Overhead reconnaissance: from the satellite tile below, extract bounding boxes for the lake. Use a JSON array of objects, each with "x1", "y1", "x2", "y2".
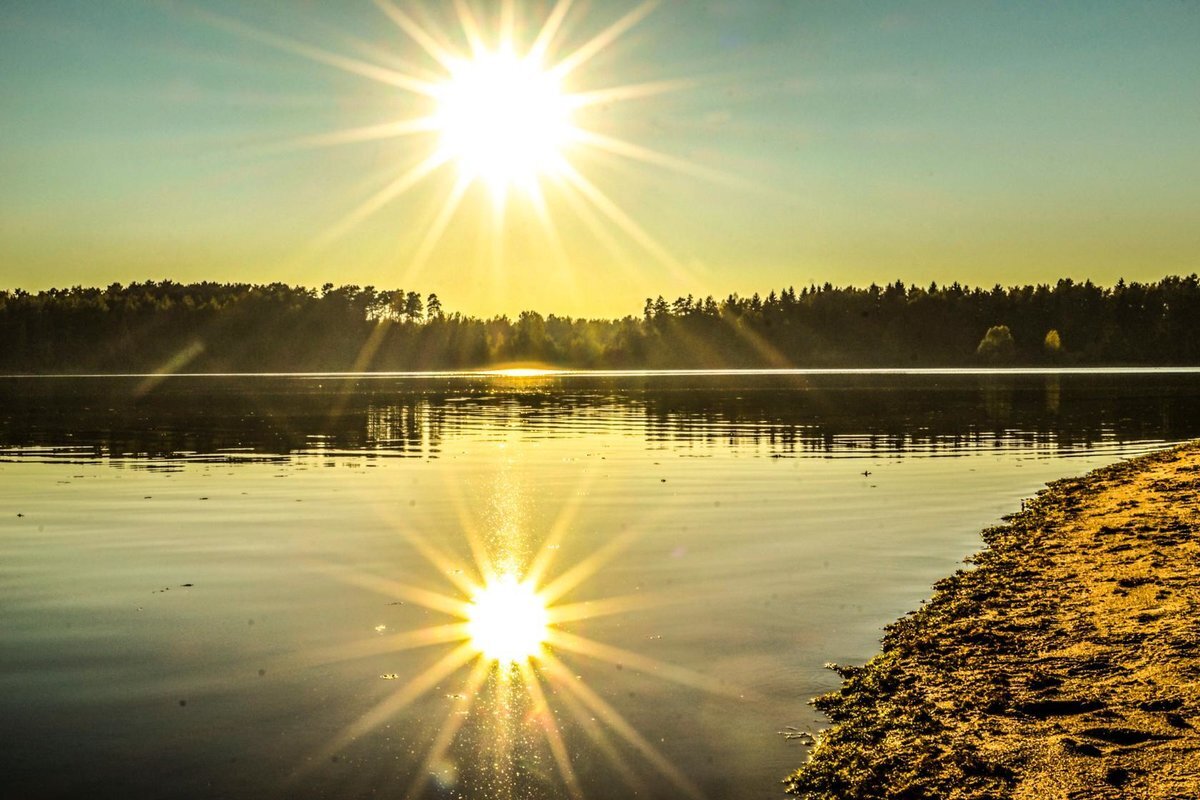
[{"x1": 2, "y1": 370, "x2": 1198, "y2": 799}]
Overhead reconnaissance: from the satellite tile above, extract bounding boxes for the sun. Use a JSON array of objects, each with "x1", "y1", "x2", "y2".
[
  {"x1": 432, "y1": 48, "x2": 573, "y2": 193},
  {"x1": 199, "y1": 0, "x2": 710, "y2": 279},
  {"x1": 465, "y1": 572, "x2": 549, "y2": 662}
]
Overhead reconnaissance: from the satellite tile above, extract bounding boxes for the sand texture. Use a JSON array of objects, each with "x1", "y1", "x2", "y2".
[{"x1": 786, "y1": 442, "x2": 1200, "y2": 799}]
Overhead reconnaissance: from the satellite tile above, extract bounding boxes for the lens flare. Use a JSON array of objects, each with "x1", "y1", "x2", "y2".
[{"x1": 466, "y1": 573, "x2": 549, "y2": 662}]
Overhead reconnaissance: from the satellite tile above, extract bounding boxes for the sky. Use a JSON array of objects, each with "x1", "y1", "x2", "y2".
[{"x1": 1, "y1": 0, "x2": 1198, "y2": 317}]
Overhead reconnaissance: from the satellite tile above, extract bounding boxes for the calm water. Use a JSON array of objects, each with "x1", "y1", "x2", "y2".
[{"x1": 2, "y1": 370, "x2": 1198, "y2": 799}]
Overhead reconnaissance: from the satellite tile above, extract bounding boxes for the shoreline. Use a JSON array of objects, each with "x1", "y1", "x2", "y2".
[
  {"x1": 4, "y1": 366, "x2": 1200, "y2": 378},
  {"x1": 786, "y1": 442, "x2": 1200, "y2": 799}
]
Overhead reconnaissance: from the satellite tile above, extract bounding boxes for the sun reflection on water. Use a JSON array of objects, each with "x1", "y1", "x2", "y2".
[
  {"x1": 303, "y1": 473, "x2": 741, "y2": 800},
  {"x1": 465, "y1": 574, "x2": 548, "y2": 663}
]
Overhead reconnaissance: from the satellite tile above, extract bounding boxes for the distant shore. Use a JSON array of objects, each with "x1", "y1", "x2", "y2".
[
  {"x1": 786, "y1": 442, "x2": 1200, "y2": 799},
  {"x1": 4, "y1": 277, "x2": 1200, "y2": 373}
]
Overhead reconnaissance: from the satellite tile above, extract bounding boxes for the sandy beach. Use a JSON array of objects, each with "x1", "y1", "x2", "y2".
[{"x1": 787, "y1": 442, "x2": 1200, "y2": 799}]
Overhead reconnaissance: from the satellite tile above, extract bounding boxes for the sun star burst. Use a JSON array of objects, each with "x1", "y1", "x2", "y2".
[
  {"x1": 200, "y1": 0, "x2": 712, "y2": 281},
  {"x1": 432, "y1": 48, "x2": 574, "y2": 194},
  {"x1": 298, "y1": 485, "x2": 748, "y2": 800},
  {"x1": 465, "y1": 573, "x2": 549, "y2": 662}
]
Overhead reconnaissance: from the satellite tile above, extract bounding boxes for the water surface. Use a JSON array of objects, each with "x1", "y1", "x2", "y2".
[{"x1": 2, "y1": 370, "x2": 1197, "y2": 799}]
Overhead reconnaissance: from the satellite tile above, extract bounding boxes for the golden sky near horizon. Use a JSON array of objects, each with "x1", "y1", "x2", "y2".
[{"x1": 1, "y1": 0, "x2": 1198, "y2": 317}]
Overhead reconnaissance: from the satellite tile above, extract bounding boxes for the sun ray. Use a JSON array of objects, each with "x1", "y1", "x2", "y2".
[
  {"x1": 306, "y1": 622, "x2": 472, "y2": 667},
  {"x1": 570, "y1": 77, "x2": 694, "y2": 108},
  {"x1": 322, "y1": 317, "x2": 398, "y2": 425},
  {"x1": 524, "y1": 469, "x2": 596, "y2": 586},
  {"x1": 538, "y1": 525, "x2": 640, "y2": 605},
  {"x1": 321, "y1": 641, "x2": 479, "y2": 758},
  {"x1": 339, "y1": 477, "x2": 484, "y2": 598},
  {"x1": 719, "y1": 312, "x2": 795, "y2": 368},
  {"x1": 413, "y1": 535, "x2": 483, "y2": 599},
  {"x1": 133, "y1": 341, "x2": 205, "y2": 398},
  {"x1": 548, "y1": 169, "x2": 637, "y2": 265},
  {"x1": 519, "y1": 660, "x2": 585, "y2": 800},
  {"x1": 521, "y1": 177, "x2": 575, "y2": 278},
  {"x1": 540, "y1": 653, "x2": 705, "y2": 800},
  {"x1": 267, "y1": 118, "x2": 438, "y2": 153},
  {"x1": 326, "y1": 27, "x2": 442, "y2": 80},
  {"x1": 315, "y1": 150, "x2": 450, "y2": 246},
  {"x1": 499, "y1": 0, "x2": 516, "y2": 48},
  {"x1": 548, "y1": 666, "x2": 652, "y2": 795},
  {"x1": 404, "y1": 173, "x2": 473, "y2": 283},
  {"x1": 572, "y1": 128, "x2": 744, "y2": 187},
  {"x1": 550, "y1": 0, "x2": 658, "y2": 79},
  {"x1": 557, "y1": 162, "x2": 689, "y2": 279},
  {"x1": 545, "y1": 592, "x2": 661, "y2": 625},
  {"x1": 347, "y1": 319, "x2": 393, "y2": 373},
  {"x1": 402, "y1": 3, "x2": 467, "y2": 63},
  {"x1": 382, "y1": 519, "x2": 482, "y2": 598},
  {"x1": 185, "y1": 6, "x2": 436, "y2": 96},
  {"x1": 530, "y1": 0, "x2": 574, "y2": 61},
  {"x1": 316, "y1": 565, "x2": 472, "y2": 618},
  {"x1": 437, "y1": 472, "x2": 497, "y2": 585},
  {"x1": 653, "y1": 308, "x2": 726, "y2": 366},
  {"x1": 487, "y1": 187, "x2": 509, "y2": 300},
  {"x1": 452, "y1": 0, "x2": 488, "y2": 56},
  {"x1": 404, "y1": 658, "x2": 492, "y2": 800},
  {"x1": 548, "y1": 628, "x2": 742, "y2": 697},
  {"x1": 372, "y1": 0, "x2": 458, "y2": 69}
]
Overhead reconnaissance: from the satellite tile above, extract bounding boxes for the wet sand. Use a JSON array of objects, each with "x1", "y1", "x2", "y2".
[{"x1": 786, "y1": 442, "x2": 1200, "y2": 799}]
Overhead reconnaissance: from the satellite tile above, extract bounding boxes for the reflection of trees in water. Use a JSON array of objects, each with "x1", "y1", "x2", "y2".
[
  {"x1": 1044, "y1": 375, "x2": 1061, "y2": 415},
  {"x1": 980, "y1": 378, "x2": 1014, "y2": 424},
  {"x1": 0, "y1": 380, "x2": 446, "y2": 461},
  {"x1": 636, "y1": 374, "x2": 1200, "y2": 455},
  {"x1": 0, "y1": 374, "x2": 1198, "y2": 461},
  {"x1": 364, "y1": 402, "x2": 442, "y2": 457}
]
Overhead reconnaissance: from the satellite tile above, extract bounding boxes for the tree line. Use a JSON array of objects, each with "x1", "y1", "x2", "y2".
[{"x1": 1, "y1": 275, "x2": 1198, "y2": 372}]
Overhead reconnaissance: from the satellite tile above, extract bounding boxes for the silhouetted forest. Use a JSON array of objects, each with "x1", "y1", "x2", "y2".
[{"x1": 2, "y1": 276, "x2": 1199, "y2": 372}]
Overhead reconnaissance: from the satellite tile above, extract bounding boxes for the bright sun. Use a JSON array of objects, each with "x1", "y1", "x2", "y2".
[
  {"x1": 465, "y1": 573, "x2": 549, "y2": 663},
  {"x1": 433, "y1": 49, "x2": 573, "y2": 192},
  {"x1": 213, "y1": 1, "x2": 703, "y2": 293}
]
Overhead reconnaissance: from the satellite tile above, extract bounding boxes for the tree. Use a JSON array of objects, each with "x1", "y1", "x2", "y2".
[
  {"x1": 1043, "y1": 329, "x2": 1063, "y2": 360},
  {"x1": 976, "y1": 324, "x2": 1016, "y2": 363},
  {"x1": 404, "y1": 291, "x2": 424, "y2": 322},
  {"x1": 4, "y1": 276, "x2": 1200, "y2": 373},
  {"x1": 512, "y1": 310, "x2": 547, "y2": 360},
  {"x1": 425, "y1": 293, "x2": 443, "y2": 320}
]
